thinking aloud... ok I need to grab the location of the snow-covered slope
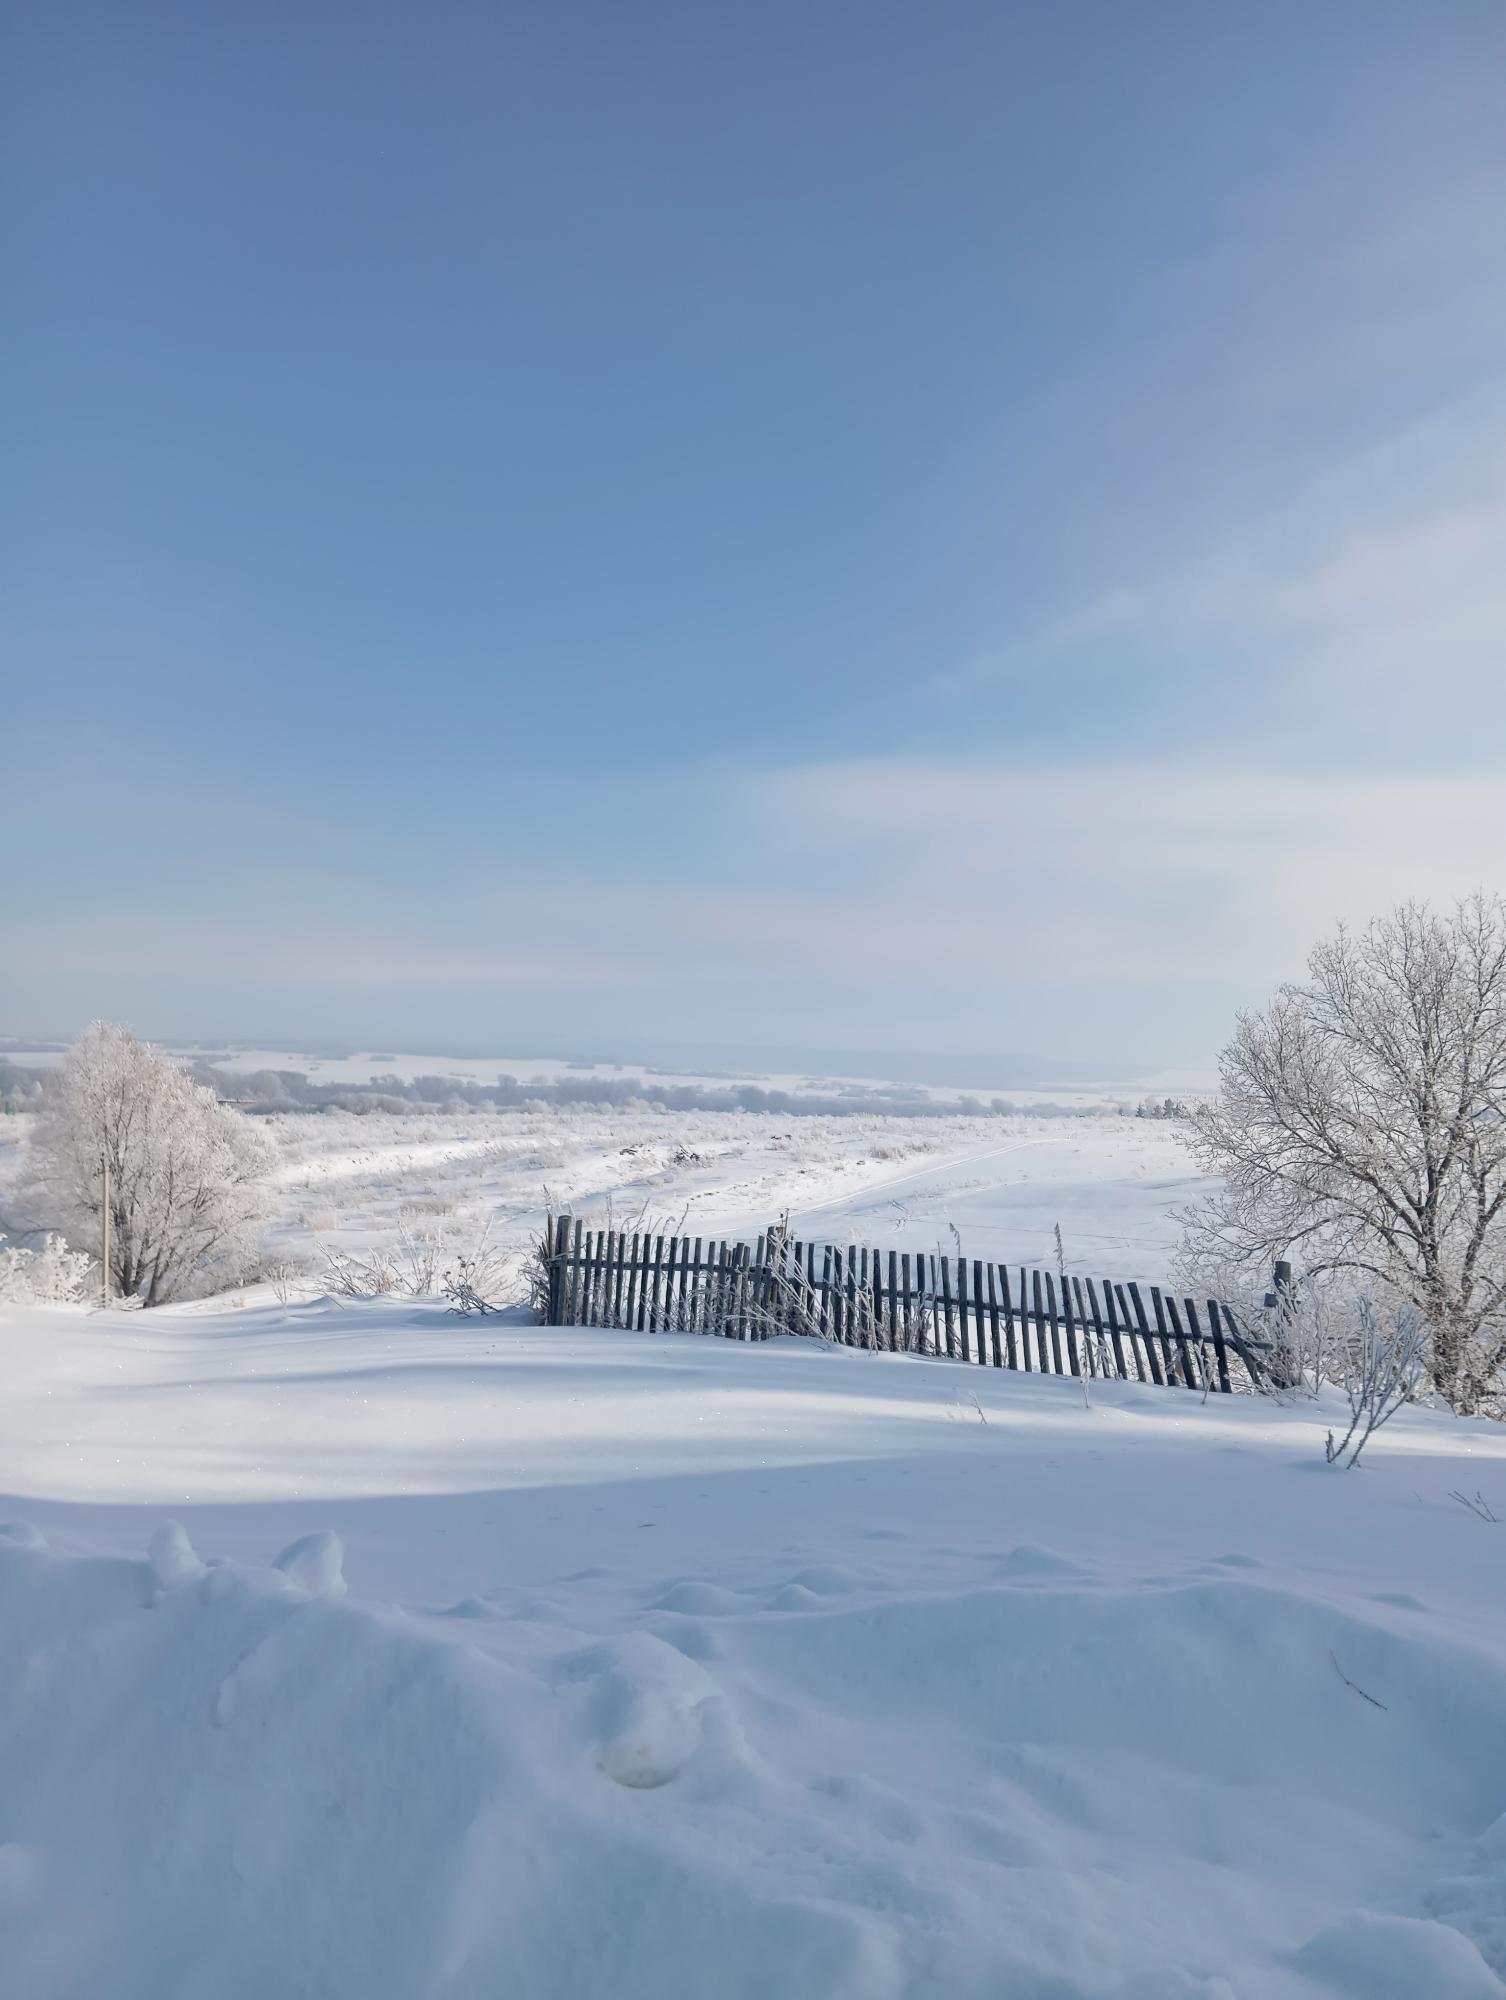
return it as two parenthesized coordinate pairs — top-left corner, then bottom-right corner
(3, 1300), (1506, 1997)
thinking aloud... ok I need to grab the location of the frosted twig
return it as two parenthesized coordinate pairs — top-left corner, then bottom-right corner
(1329, 1650), (1387, 1711)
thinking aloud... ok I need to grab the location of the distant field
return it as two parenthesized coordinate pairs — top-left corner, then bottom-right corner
(0, 1046), (1213, 1301)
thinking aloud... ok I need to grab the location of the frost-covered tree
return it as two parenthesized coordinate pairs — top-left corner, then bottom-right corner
(1180, 895), (1506, 1414)
(21, 1023), (274, 1306)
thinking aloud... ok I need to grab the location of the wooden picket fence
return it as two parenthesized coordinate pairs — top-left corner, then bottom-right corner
(544, 1214), (1267, 1393)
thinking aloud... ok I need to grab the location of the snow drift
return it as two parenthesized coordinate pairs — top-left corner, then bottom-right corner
(4, 1502), (1506, 1998)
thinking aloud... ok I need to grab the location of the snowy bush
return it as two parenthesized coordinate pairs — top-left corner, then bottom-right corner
(1324, 1294), (1428, 1469)
(320, 1214), (508, 1304)
(0, 1233), (95, 1305)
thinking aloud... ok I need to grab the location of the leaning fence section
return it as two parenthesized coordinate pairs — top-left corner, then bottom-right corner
(544, 1215), (1266, 1393)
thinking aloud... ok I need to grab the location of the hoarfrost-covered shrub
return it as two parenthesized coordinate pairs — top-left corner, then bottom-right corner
(0, 1234), (96, 1305)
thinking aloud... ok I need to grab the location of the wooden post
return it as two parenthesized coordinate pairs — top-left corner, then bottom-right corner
(547, 1213), (569, 1324)
(940, 1255), (957, 1359)
(566, 1217), (584, 1325)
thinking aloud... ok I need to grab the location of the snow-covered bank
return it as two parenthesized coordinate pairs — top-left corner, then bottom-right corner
(3, 1301), (1506, 1996)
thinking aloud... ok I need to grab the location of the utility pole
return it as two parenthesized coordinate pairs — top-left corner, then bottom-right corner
(102, 1153), (111, 1310)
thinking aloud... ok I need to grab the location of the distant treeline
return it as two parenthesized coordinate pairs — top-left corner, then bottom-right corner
(185, 1064), (1109, 1122)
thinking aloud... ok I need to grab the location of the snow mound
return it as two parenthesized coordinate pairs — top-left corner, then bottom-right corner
(1291, 1911), (1505, 1998)
(0, 1521), (48, 1552)
(0, 1536), (886, 1999)
(147, 1521), (206, 1594)
(272, 1529), (347, 1598)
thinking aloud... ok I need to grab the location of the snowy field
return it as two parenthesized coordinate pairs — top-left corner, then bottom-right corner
(4, 1298), (1506, 1997)
(250, 1104), (1213, 1298)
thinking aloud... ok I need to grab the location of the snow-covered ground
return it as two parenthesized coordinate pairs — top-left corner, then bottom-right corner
(4, 1296), (1506, 1997)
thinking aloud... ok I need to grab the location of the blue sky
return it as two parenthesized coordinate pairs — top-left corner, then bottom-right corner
(5, 1), (1505, 1069)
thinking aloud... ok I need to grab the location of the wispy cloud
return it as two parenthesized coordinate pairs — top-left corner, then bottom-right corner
(937, 384), (1506, 755)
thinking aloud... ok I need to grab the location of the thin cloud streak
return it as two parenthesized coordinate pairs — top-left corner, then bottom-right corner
(937, 384), (1506, 751)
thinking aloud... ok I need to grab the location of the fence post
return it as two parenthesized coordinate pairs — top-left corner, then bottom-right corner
(548, 1213), (570, 1324)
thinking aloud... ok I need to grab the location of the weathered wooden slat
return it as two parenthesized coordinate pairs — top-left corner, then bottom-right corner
(1068, 1276), (1093, 1375)
(956, 1254), (971, 1362)
(584, 1230), (600, 1323)
(1128, 1288), (1160, 1384)
(545, 1214), (564, 1324)
(565, 1218), (583, 1325)
(1052, 1270), (1075, 1376)
(682, 1237), (700, 1328)
(660, 1232), (680, 1328)
(610, 1230), (626, 1325)
(1080, 1276), (1103, 1374)
(984, 1261), (1001, 1368)
(735, 1242), (752, 1339)
(1150, 1286), (1187, 1384)
(700, 1236), (713, 1333)
(1216, 1302), (1267, 1388)
(998, 1265), (1018, 1369)
(1059, 1270), (1082, 1376)
(1112, 1284), (1146, 1382)
(1098, 1277), (1127, 1376)
(1016, 1265), (1031, 1369)
(1126, 1282), (1165, 1386)
(1161, 1292), (1198, 1387)
(1049, 1269), (1067, 1374)
(940, 1255), (957, 1360)
(1204, 1297), (1233, 1394)
(588, 1229), (604, 1324)
(1179, 1296), (1211, 1389)
(1027, 1270), (1045, 1371)
(645, 1233), (663, 1330)
(713, 1240), (729, 1335)
(623, 1231), (641, 1331)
